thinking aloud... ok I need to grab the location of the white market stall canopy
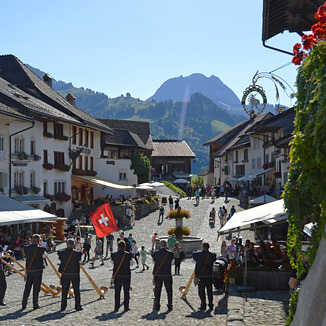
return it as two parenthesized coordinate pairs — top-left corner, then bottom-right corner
(0, 197), (57, 226)
(173, 178), (190, 184)
(249, 195), (277, 205)
(72, 175), (134, 190)
(218, 199), (287, 235)
(303, 222), (315, 237)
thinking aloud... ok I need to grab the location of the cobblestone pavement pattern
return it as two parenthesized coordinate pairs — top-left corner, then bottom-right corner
(0, 194), (289, 325)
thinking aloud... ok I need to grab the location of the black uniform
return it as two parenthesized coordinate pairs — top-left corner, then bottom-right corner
(152, 247), (174, 311)
(58, 248), (82, 311)
(111, 249), (132, 312)
(0, 247), (6, 305)
(22, 243), (46, 309)
(192, 249), (217, 310)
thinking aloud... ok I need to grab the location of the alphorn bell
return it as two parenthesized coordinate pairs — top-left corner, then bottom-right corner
(1, 259), (49, 295)
(5, 252), (61, 297)
(46, 256), (73, 298)
(179, 270), (195, 299)
(81, 265), (108, 299)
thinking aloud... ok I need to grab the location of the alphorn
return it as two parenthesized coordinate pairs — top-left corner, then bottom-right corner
(179, 270), (195, 299)
(81, 265), (108, 299)
(6, 252), (60, 297)
(1, 259), (49, 295)
(46, 255), (73, 298)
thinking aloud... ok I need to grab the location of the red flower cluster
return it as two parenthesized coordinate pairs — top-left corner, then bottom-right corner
(72, 168), (97, 176)
(54, 192), (71, 202)
(293, 2), (326, 65)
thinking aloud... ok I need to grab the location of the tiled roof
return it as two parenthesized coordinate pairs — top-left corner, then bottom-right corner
(151, 140), (195, 158)
(211, 113), (274, 158)
(198, 168), (209, 176)
(0, 77), (81, 124)
(104, 129), (139, 147)
(0, 55), (112, 133)
(0, 102), (33, 121)
(99, 118), (153, 150)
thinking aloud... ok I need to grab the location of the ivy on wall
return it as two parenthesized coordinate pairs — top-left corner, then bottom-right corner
(284, 41), (326, 325)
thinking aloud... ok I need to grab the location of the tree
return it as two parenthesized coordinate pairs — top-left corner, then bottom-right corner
(130, 155), (151, 184)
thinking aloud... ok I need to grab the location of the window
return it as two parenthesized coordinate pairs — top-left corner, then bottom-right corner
(43, 122), (48, 134)
(53, 122), (63, 136)
(14, 171), (24, 187)
(90, 131), (94, 148)
(54, 182), (66, 194)
(85, 130), (89, 147)
(30, 172), (35, 188)
(79, 128), (83, 146)
(54, 152), (65, 165)
(90, 157), (94, 171)
(225, 154), (228, 163)
(43, 182), (48, 196)
(43, 150), (48, 163)
(119, 172), (127, 180)
(252, 158), (256, 169)
(84, 156), (88, 170)
(235, 165), (245, 177)
(254, 138), (259, 150)
(265, 153), (269, 164)
(283, 172), (288, 184)
(19, 138), (24, 152)
(14, 138), (19, 154)
(235, 151), (238, 162)
(224, 166), (230, 175)
(72, 126), (77, 145)
(257, 157), (262, 169)
(79, 155), (83, 170)
(0, 136), (4, 159)
(243, 149), (248, 161)
(30, 140), (35, 155)
(73, 160), (76, 170)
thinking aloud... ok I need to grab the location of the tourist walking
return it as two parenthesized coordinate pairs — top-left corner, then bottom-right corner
(152, 239), (174, 312)
(152, 233), (158, 251)
(22, 234), (47, 310)
(221, 241), (228, 258)
(158, 205), (164, 223)
(111, 240), (133, 312)
(218, 207), (225, 227)
(131, 240), (139, 268)
(167, 233), (176, 249)
(209, 208), (216, 225)
(90, 236), (104, 266)
(105, 233), (114, 258)
(226, 239), (237, 263)
(58, 239), (83, 311)
(139, 246), (149, 271)
(168, 196), (174, 211)
(192, 242), (216, 311)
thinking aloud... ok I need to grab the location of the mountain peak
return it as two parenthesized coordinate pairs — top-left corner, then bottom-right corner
(147, 73), (240, 108)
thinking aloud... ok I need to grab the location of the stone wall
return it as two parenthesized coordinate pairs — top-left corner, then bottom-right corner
(292, 234), (326, 326)
(244, 271), (292, 290)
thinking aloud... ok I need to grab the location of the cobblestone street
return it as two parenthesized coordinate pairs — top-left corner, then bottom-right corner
(0, 195), (289, 325)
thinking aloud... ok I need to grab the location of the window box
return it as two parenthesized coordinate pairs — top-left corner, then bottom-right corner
(15, 186), (28, 195)
(43, 132), (53, 138)
(17, 152), (28, 160)
(53, 134), (68, 141)
(72, 168), (97, 176)
(54, 192), (71, 202)
(45, 194), (54, 201)
(54, 163), (70, 172)
(32, 186), (41, 194)
(42, 162), (54, 170)
(274, 172), (281, 178)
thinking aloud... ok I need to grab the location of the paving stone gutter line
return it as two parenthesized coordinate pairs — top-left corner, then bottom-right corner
(226, 285), (245, 326)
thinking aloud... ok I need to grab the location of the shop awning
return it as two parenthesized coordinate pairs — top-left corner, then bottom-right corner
(72, 175), (134, 190)
(173, 173), (192, 179)
(13, 195), (51, 205)
(238, 167), (274, 181)
(0, 197), (57, 226)
(249, 194), (277, 205)
(218, 199), (287, 235)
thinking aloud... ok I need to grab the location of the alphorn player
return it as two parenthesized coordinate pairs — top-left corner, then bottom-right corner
(192, 242), (216, 311)
(111, 240), (133, 312)
(22, 234), (47, 310)
(152, 239), (174, 312)
(58, 239), (83, 311)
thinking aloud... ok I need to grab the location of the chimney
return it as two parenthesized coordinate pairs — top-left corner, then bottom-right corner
(66, 93), (76, 106)
(43, 74), (52, 88)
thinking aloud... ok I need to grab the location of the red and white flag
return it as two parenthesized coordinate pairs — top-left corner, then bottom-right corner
(89, 203), (119, 238)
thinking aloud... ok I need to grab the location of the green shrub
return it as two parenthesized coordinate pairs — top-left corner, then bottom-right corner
(161, 181), (186, 197)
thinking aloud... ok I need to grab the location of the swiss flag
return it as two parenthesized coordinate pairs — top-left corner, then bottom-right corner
(89, 203), (119, 238)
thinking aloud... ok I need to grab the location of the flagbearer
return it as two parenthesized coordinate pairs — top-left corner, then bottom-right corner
(58, 239), (83, 311)
(111, 240), (133, 312)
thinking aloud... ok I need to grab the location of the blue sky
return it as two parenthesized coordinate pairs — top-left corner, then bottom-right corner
(1, 1), (302, 107)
